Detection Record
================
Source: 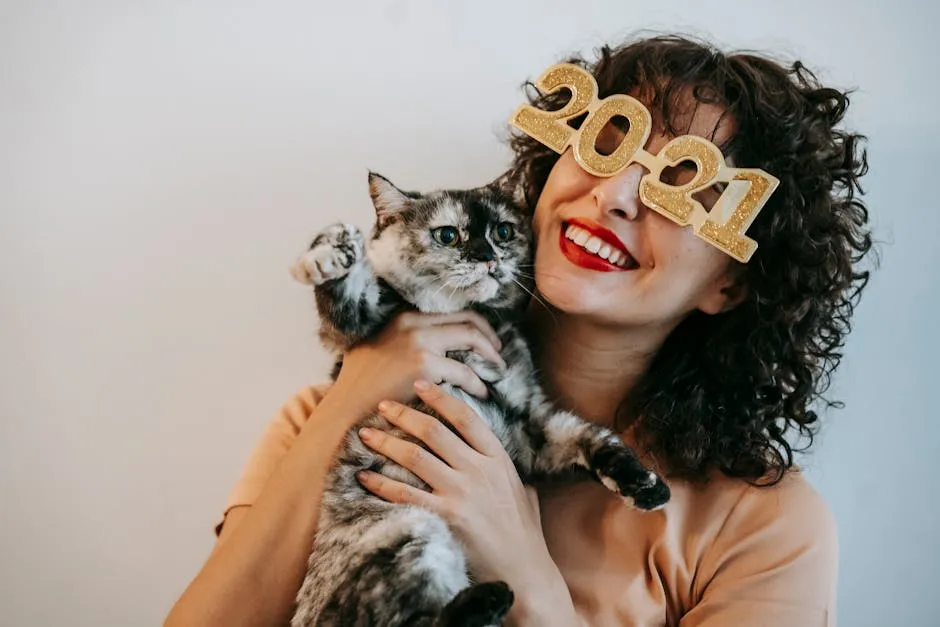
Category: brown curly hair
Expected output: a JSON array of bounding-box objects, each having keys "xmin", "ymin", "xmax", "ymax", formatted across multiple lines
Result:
[{"xmin": 505, "ymin": 35, "xmax": 874, "ymax": 485}]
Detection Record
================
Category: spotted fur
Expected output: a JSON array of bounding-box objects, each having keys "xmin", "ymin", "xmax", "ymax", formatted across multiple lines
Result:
[{"xmin": 289, "ymin": 172, "xmax": 670, "ymax": 626}]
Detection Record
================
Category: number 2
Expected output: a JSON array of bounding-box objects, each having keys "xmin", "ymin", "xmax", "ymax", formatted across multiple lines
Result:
[
  {"xmin": 511, "ymin": 64, "xmax": 650, "ymax": 175},
  {"xmin": 510, "ymin": 64, "xmax": 596, "ymax": 153},
  {"xmin": 639, "ymin": 136, "xmax": 723, "ymax": 225},
  {"xmin": 510, "ymin": 62, "xmax": 778, "ymax": 263}
]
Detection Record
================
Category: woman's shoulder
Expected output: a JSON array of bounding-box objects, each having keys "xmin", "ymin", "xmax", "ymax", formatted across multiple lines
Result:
[
  {"xmin": 540, "ymin": 466, "xmax": 838, "ymax": 622},
  {"xmin": 682, "ymin": 469, "xmax": 838, "ymax": 612},
  {"xmin": 720, "ymin": 468, "xmax": 834, "ymax": 535},
  {"xmin": 687, "ymin": 468, "xmax": 837, "ymax": 550}
]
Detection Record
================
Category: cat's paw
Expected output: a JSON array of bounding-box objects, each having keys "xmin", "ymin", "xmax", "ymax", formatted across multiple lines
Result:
[
  {"xmin": 290, "ymin": 223, "xmax": 364, "ymax": 286},
  {"xmin": 592, "ymin": 444, "xmax": 671, "ymax": 511},
  {"xmin": 437, "ymin": 581, "xmax": 514, "ymax": 627},
  {"xmin": 453, "ymin": 350, "xmax": 507, "ymax": 383}
]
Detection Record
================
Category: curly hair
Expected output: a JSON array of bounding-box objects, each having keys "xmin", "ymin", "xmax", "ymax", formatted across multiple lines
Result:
[{"xmin": 505, "ymin": 35, "xmax": 874, "ymax": 485}]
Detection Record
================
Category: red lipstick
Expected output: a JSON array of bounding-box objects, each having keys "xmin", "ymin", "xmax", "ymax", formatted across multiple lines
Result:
[
  {"xmin": 566, "ymin": 218, "xmax": 630, "ymax": 254},
  {"xmin": 558, "ymin": 219, "xmax": 638, "ymax": 273}
]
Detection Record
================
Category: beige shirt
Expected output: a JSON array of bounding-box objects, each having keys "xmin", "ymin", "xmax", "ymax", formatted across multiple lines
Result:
[{"xmin": 218, "ymin": 385, "xmax": 838, "ymax": 627}]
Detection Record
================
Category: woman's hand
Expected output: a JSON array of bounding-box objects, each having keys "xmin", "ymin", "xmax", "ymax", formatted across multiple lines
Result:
[
  {"xmin": 356, "ymin": 381, "xmax": 580, "ymax": 626},
  {"xmin": 330, "ymin": 311, "xmax": 504, "ymax": 410}
]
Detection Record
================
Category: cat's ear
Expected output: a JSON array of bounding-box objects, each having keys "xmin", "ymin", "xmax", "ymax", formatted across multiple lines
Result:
[
  {"xmin": 487, "ymin": 169, "xmax": 528, "ymax": 210},
  {"xmin": 368, "ymin": 171, "xmax": 410, "ymax": 224}
]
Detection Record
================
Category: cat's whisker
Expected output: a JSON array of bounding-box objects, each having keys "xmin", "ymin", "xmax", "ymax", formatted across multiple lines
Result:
[
  {"xmin": 510, "ymin": 276, "xmax": 555, "ymax": 319},
  {"xmin": 518, "ymin": 269, "xmax": 569, "ymax": 282},
  {"xmin": 429, "ymin": 276, "xmax": 456, "ymax": 303}
]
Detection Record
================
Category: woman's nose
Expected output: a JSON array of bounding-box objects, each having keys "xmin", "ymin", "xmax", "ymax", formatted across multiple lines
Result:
[{"xmin": 592, "ymin": 163, "xmax": 646, "ymax": 221}]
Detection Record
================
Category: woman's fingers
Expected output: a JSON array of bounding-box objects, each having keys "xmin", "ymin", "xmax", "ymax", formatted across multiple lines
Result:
[
  {"xmin": 426, "ymin": 354, "xmax": 488, "ymax": 399},
  {"xmin": 377, "ymin": 400, "xmax": 480, "ymax": 469},
  {"xmin": 413, "ymin": 381, "xmax": 505, "ymax": 457},
  {"xmin": 356, "ymin": 470, "xmax": 440, "ymax": 510},
  {"xmin": 424, "ymin": 325, "xmax": 506, "ymax": 369},
  {"xmin": 391, "ymin": 312, "xmax": 504, "ymax": 398},
  {"xmin": 358, "ymin": 427, "xmax": 454, "ymax": 491},
  {"xmin": 399, "ymin": 310, "xmax": 502, "ymax": 352}
]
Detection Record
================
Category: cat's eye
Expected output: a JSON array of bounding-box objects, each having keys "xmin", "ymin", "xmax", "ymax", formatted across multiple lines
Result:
[
  {"xmin": 493, "ymin": 222, "xmax": 515, "ymax": 243},
  {"xmin": 432, "ymin": 226, "xmax": 460, "ymax": 247}
]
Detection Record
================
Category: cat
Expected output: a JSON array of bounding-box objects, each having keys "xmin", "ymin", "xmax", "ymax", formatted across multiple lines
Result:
[{"xmin": 288, "ymin": 171, "xmax": 670, "ymax": 627}]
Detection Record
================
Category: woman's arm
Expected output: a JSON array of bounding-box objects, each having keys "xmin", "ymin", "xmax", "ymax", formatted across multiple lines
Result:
[
  {"xmin": 164, "ymin": 386, "xmax": 369, "ymax": 627},
  {"xmin": 164, "ymin": 310, "xmax": 502, "ymax": 627}
]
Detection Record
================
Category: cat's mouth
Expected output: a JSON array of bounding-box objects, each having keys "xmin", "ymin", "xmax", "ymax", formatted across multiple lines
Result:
[{"xmin": 448, "ymin": 266, "xmax": 503, "ymax": 289}]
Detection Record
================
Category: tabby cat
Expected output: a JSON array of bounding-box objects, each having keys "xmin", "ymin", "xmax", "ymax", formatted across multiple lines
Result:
[{"xmin": 288, "ymin": 172, "xmax": 670, "ymax": 626}]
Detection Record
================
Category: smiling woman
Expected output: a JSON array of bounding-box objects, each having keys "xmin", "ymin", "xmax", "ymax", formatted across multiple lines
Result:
[
  {"xmin": 509, "ymin": 38, "xmax": 871, "ymax": 478},
  {"xmin": 165, "ymin": 34, "xmax": 872, "ymax": 627},
  {"xmin": 527, "ymin": 94, "xmax": 747, "ymax": 328}
]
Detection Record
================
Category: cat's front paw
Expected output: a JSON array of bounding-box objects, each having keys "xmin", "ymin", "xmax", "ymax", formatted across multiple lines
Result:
[
  {"xmin": 438, "ymin": 581, "xmax": 514, "ymax": 627},
  {"xmin": 592, "ymin": 444, "xmax": 671, "ymax": 511},
  {"xmin": 452, "ymin": 350, "xmax": 507, "ymax": 383},
  {"xmin": 290, "ymin": 223, "xmax": 364, "ymax": 286}
]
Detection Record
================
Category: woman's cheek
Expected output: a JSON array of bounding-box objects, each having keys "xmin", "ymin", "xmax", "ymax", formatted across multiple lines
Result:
[{"xmin": 530, "ymin": 205, "xmax": 546, "ymax": 239}]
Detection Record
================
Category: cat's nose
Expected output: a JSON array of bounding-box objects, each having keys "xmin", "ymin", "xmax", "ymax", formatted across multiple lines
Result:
[{"xmin": 485, "ymin": 260, "xmax": 497, "ymax": 273}]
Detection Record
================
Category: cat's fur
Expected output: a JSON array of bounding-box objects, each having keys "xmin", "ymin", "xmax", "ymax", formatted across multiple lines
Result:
[{"xmin": 288, "ymin": 172, "xmax": 670, "ymax": 627}]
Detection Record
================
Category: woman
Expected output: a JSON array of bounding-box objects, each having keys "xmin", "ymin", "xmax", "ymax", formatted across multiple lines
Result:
[{"xmin": 165, "ymin": 35, "xmax": 871, "ymax": 626}]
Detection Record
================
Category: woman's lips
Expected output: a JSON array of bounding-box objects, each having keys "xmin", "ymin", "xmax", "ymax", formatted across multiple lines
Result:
[
  {"xmin": 558, "ymin": 220, "xmax": 639, "ymax": 272},
  {"xmin": 565, "ymin": 218, "xmax": 631, "ymax": 255}
]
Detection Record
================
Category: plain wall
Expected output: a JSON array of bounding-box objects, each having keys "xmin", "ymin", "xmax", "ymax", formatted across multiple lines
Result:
[{"xmin": 2, "ymin": 1, "xmax": 937, "ymax": 625}]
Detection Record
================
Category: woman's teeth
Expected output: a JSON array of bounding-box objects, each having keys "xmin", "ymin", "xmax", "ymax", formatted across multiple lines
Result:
[{"xmin": 564, "ymin": 224, "xmax": 631, "ymax": 267}]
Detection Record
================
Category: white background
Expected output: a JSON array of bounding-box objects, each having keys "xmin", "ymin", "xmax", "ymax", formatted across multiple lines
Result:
[{"xmin": 2, "ymin": 1, "xmax": 937, "ymax": 625}]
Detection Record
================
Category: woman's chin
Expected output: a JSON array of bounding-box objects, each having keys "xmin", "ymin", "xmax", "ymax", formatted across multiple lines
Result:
[{"xmin": 535, "ymin": 270, "xmax": 599, "ymax": 316}]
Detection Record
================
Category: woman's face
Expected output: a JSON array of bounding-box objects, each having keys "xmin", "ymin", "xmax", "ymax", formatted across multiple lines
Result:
[{"xmin": 531, "ymin": 97, "xmax": 744, "ymax": 330}]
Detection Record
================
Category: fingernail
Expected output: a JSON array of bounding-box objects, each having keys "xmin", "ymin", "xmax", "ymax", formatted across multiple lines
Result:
[
  {"xmin": 377, "ymin": 400, "xmax": 393, "ymax": 413},
  {"xmin": 357, "ymin": 470, "xmax": 372, "ymax": 483},
  {"xmin": 359, "ymin": 427, "xmax": 373, "ymax": 440},
  {"xmin": 414, "ymin": 380, "xmax": 431, "ymax": 392}
]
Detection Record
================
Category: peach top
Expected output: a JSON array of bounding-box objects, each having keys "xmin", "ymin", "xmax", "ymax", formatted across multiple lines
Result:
[{"xmin": 218, "ymin": 385, "xmax": 838, "ymax": 627}]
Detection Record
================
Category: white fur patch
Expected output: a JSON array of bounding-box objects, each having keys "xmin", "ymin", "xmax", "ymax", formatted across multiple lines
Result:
[
  {"xmin": 353, "ymin": 507, "xmax": 434, "ymax": 554},
  {"xmin": 291, "ymin": 223, "xmax": 362, "ymax": 285},
  {"xmin": 415, "ymin": 514, "xmax": 469, "ymax": 596},
  {"xmin": 541, "ymin": 411, "xmax": 590, "ymax": 470},
  {"xmin": 600, "ymin": 476, "xmax": 620, "ymax": 493},
  {"xmin": 343, "ymin": 262, "xmax": 379, "ymax": 309},
  {"xmin": 494, "ymin": 362, "xmax": 533, "ymax": 408},
  {"xmin": 429, "ymin": 198, "xmax": 467, "ymax": 230},
  {"xmin": 366, "ymin": 224, "xmax": 406, "ymax": 281}
]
